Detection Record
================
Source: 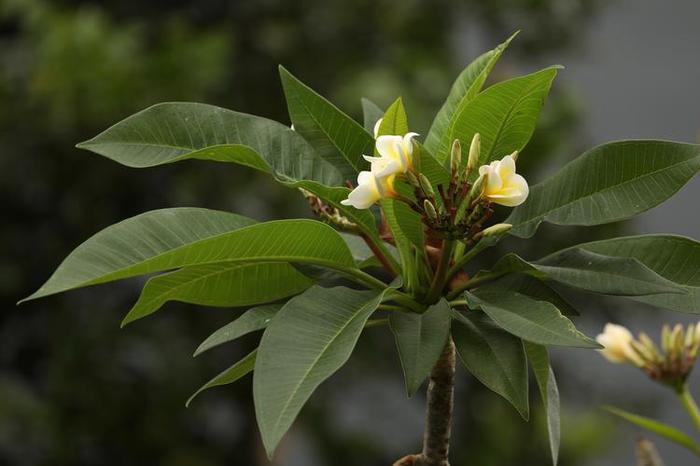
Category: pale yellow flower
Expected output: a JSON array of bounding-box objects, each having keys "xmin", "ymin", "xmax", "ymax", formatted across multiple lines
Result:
[
  {"xmin": 477, "ymin": 154, "xmax": 529, "ymax": 207},
  {"xmin": 596, "ymin": 323, "xmax": 645, "ymax": 366},
  {"xmin": 340, "ymin": 171, "xmax": 396, "ymax": 210},
  {"xmin": 363, "ymin": 132, "xmax": 419, "ymax": 178}
]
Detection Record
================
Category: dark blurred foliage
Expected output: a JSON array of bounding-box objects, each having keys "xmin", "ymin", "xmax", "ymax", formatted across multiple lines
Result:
[{"xmin": 1, "ymin": 0, "xmax": 618, "ymax": 465}]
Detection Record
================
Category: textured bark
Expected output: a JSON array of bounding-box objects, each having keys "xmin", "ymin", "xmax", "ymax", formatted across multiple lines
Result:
[{"xmin": 394, "ymin": 337, "xmax": 456, "ymax": 466}]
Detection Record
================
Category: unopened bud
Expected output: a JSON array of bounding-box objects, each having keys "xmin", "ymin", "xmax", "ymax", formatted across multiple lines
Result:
[
  {"xmin": 418, "ymin": 173, "xmax": 435, "ymax": 198},
  {"xmin": 510, "ymin": 150, "xmax": 519, "ymax": 162},
  {"xmin": 469, "ymin": 172, "xmax": 487, "ymax": 201},
  {"xmin": 481, "ymin": 223, "xmax": 513, "ymax": 237},
  {"xmin": 467, "ymin": 133, "xmax": 481, "ymax": 171},
  {"xmin": 661, "ymin": 324, "xmax": 672, "ymax": 353},
  {"xmin": 423, "ymin": 199, "xmax": 438, "ymax": 221},
  {"xmin": 405, "ymin": 171, "xmax": 420, "ymax": 188},
  {"xmin": 685, "ymin": 323, "xmax": 695, "ymax": 348},
  {"xmin": 450, "ymin": 139, "xmax": 462, "ymax": 173}
]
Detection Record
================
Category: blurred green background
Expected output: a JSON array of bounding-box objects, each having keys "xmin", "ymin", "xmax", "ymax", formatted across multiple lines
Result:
[{"xmin": 2, "ymin": 0, "xmax": 699, "ymax": 465}]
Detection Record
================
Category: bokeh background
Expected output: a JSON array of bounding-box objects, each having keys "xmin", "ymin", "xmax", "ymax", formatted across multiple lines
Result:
[{"xmin": 2, "ymin": 0, "xmax": 699, "ymax": 465}]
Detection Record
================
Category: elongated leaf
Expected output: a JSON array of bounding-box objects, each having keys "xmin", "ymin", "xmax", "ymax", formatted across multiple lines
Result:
[
  {"xmin": 381, "ymin": 198, "xmax": 425, "ymax": 249},
  {"xmin": 361, "ymin": 98, "xmax": 383, "ymax": 133},
  {"xmin": 390, "ymin": 299, "xmax": 451, "ymax": 397},
  {"xmin": 195, "ymin": 304, "xmax": 280, "ymax": 356},
  {"xmin": 442, "ymin": 66, "xmax": 559, "ymax": 171},
  {"xmin": 122, "ymin": 263, "xmax": 311, "ymax": 325},
  {"xmin": 508, "ymin": 140, "xmax": 700, "ymax": 238},
  {"xmin": 604, "ymin": 406, "xmax": 700, "ymax": 455},
  {"xmin": 484, "ymin": 249, "xmax": 686, "ymax": 298},
  {"xmin": 76, "ymin": 102, "xmax": 343, "ymax": 186},
  {"xmin": 23, "ymin": 214, "xmax": 356, "ymax": 302},
  {"xmin": 280, "ymin": 67, "xmax": 373, "ymax": 180},
  {"xmin": 425, "ymin": 32, "xmax": 517, "ymax": 160},
  {"xmin": 487, "ymin": 273, "xmax": 578, "ymax": 316},
  {"xmin": 452, "ymin": 311, "xmax": 529, "ymax": 419},
  {"xmin": 572, "ymin": 235, "xmax": 700, "ymax": 313},
  {"xmin": 340, "ymin": 233, "xmax": 398, "ymax": 269},
  {"xmin": 465, "ymin": 288, "xmax": 599, "ymax": 348},
  {"xmin": 254, "ymin": 286, "xmax": 386, "ymax": 457},
  {"xmin": 524, "ymin": 342, "xmax": 560, "ymax": 465},
  {"xmin": 186, "ymin": 350, "xmax": 257, "ymax": 407}
]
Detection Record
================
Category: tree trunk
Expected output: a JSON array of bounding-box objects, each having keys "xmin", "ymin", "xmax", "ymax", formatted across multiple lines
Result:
[{"xmin": 393, "ymin": 337, "xmax": 456, "ymax": 466}]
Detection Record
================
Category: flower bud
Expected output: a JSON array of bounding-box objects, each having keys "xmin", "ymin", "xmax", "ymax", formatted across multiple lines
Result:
[
  {"xmin": 450, "ymin": 139, "xmax": 462, "ymax": 174},
  {"xmin": 466, "ymin": 133, "xmax": 481, "ymax": 172},
  {"xmin": 423, "ymin": 199, "xmax": 438, "ymax": 221},
  {"xmin": 510, "ymin": 150, "xmax": 519, "ymax": 162},
  {"xmin": 418, "ymin": 173, "xmax": 435, "ymax": 199},
  {"xmin": 481, "ymin": 223, "xmax": 513, "ymax": 237},
  {"xmin": 596, "ymin": 323, "xmax": 641, "ymax": 365},
  {"xmin": 469, "ymin": 172, "xmax": 487, "ymax": 201},
  {"xmin": 405, "ymin": 170, "xmax": 420, "ymax": 188}
]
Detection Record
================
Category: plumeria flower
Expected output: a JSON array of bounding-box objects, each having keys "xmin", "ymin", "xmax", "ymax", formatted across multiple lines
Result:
[
  {"xmin": 363, "ymin": 132, "xmax": 419, "ymax": 178},
  {"xmin": 341, "ymin": 171, "xmax": 396, "ymax": 209},
  {"xmin": 596, "ymin": 323, "xmax": 645, "ymax": 366},
  {"xmin": 478, "ymin": 154, "xmax": 529, "ymax": 207}
]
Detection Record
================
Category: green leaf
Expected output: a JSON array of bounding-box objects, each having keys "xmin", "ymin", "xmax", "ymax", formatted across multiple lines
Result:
[
  {"xmin": 425, "ymin": 32, "xmax": 517, "ymax": 160},
  {"xmin": 484, "ymin": 249, "xmax": 686, "ymax": 298},
  {"xmin": 194, "ymin": 304, "xmax": 280, "ymax": 356},
  {"xmin": 381, "ymin": 198, "xmax": 425, "ymax": 249},
  {"xmin": 524, "ymin": 342, "xmax": 560, "ymax": 465},
  {"xmin": 22, "ymin": 213, "xmax": 356, "ymax": 303},
  {"xmin": 452, "ymin": 311, "xmax": 529, "ymax": 419},
  {"xmin": 76, "ymin": 102, "xmax": 344, "ymax": 186},
  {"xmin": 361, "ymin": 98, "xmax": 383, "ymax": 133},
  {"xmin": 122, "ymin": 263, "xmax": 311, "ymax": 326},
  {"xmin": 186, "ymin": 350, "xmax": 257, "ymax": 407},
  {"xmin": 279, "ymin": 66, "xmax": 373, "ymax": 180},
  {"xmin": 507, "ymin": 140, "xmax": 700, "ymax": 238},
  {"xmin": 604, "ymin": 406, "xmax": 700, "ymax": 455},
  {"xmin": 464, "ymin": 288, "xmax": 599, "ymax": 348},
  {"xmin": 488, "ymin": 273, "xmax": 578, "ymax": 316},
  {"xmin": 572, "ymin": 235, "xmax": 700, "ymax": 313},
  {"xmin": 340, "ymin": 233, "xmax": 398, "ymax": 269},
  {"xmin": 441, "ymin": 66, "xmax": 560, "ymax": 169},
  {"xmin": 253, "ymin": 285, "xmax": 386, "ymax": 457},
  {"xmin": 376, "ymin": 97, "xmax": 409, "ymax": 138},
  {"xmin": 389, "ymin": 299, "xmax": 451, "ymax": 397}
]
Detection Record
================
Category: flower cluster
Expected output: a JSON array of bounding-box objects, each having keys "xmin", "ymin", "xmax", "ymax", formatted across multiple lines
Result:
[
  {"xmin": 597, "ymin": 322, "xmax": 700, "ymax": 391},
  {"xmin": 341, "ymin": 124, "xmax": 529, "ymax": 241}
]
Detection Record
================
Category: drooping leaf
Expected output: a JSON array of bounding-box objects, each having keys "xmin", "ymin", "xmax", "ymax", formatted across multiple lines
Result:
[
  {"xmin": 122, "ymin": 263, "xmax": 311, "ymax": 326},
  {"xmin": 194, "ymin": 304, "xmax": 280, "ymax": 356},
  {"xmin": 464, "ymin": 288, "xmax": 599, "ymax": 348},
  {"xmin": 604, "ymin": 406, "xmax": 700, "ymax": 455},
  {"xmin": 186, "ymin": 350, "xmax": 257, "ymax": 407},
  {"xmin": 361, "ymin": 97, "xmax": 384, "ymax": 133},
  {"xmin": 253, "ymin": 285, "xmax": 386, "ymax": 457},
  {"xmin": 279, "ymin": 66, "xmax": 373, "ymax": 180},
  {"xmin": 483, "ymin": 249, "xmax": 686, "ymax": 298},
  {"xmin": 524, "ymin": 342, "xmax": 560, "ymax": 465},
  {"xmin": 507, "ymin": 140, "xmax": 700, "ymax": 238},
  {"xmin": 569, "ymin": 235, "xmax": 700, "ymax": 313},
  {"xmin": 441, "ymin": 66, "xmax": 560, "ymax": 170},
  {"xmin": 76, "ymin": 102, "xmax": 344, "ymax": 186},
  {"xmin": 22, "ymin": 214, "xmax": 357, "ymax": 302},
  {"xmin": 389, "ymin": 299, "xmax": 451, "ymax": 397},
  {"xmin": 425, "ymin": 32, "xmax": 517, "ymax": 160},
  {"xmin": 452, "ymin": 311, "xmax": 529, "ymax": 419}
]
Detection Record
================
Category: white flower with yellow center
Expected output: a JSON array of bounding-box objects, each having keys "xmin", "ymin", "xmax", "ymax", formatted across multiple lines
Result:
[
  {"xmin": 477, "ymin": 154, "xmax": 529, "ymax": 207},
  {"xmin": 341, "ymin": 171, "xmax": 396, "ymax": 210},
  {"xmin": 596, "ymin": 323, "xmax": 644, "ymax": 366},
  {"xmin": 363, "ymin": 132, "xmax": 419, "ymax": 178}
]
